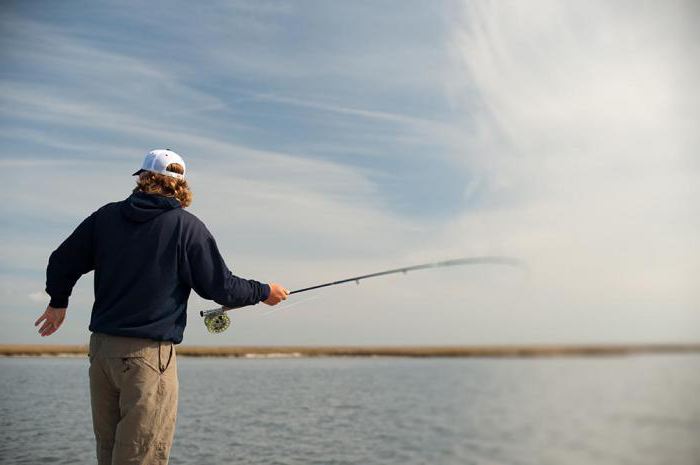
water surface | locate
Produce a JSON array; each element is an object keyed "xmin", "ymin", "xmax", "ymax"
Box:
[{"xmin": 1, "ymin": 355, "xmax": 699, "ymax": 464}]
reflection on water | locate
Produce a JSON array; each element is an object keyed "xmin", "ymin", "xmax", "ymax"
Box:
[{"xmin": 1, "ymin": 355, "xmax": 699, "ymax": 464}]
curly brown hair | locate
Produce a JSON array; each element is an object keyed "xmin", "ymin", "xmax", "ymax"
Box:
[{"xmin": 133, "ymin": 163, "xmax": 193, "ymax": 207}]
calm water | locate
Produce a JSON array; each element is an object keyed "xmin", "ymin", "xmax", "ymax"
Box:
[{"xmin": 1, "ymin": 355, "xmax": 699, "ymax": 465}]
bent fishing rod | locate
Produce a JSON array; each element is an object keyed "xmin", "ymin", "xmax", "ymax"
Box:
[{"xmin": 199, "ymin": 256, "xmax": 523, "ymax": 333}]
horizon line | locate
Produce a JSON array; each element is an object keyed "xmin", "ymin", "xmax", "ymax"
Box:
[{"xmin": 2, "ymin": 343, "xmax": 699, "ymax": 358}]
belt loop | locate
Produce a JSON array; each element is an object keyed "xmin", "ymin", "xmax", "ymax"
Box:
[{"xmin": 158, "ymin": 341, "xmax": 164, "ymax": 372}]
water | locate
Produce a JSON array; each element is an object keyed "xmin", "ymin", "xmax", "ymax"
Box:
[{"xmin": 1, "ymin": 355, "xmax": 699, "ymax": 465}]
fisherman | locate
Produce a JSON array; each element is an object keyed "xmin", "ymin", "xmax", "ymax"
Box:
[{"xmin": 34, "ymin": 149, "xmax": 289, "ymax": 465}]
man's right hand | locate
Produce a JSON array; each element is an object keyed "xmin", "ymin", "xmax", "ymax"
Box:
[
  {"xmin": 35, "ymin": 305, "xmax": 67, "ymax": 337},
  {"xmin": 264, "ymin": 283, "xmax": 289, "ymax": 305}
]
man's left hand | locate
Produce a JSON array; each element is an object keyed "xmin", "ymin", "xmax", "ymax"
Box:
[{"xmin": 35, "ymin": 306, "xmax": 66, "ymax": 337}]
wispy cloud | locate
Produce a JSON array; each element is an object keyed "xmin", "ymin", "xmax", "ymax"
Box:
[
  {"xmin": 1, "ymin": 1, "xmax": 697, "ymax": 345},
  {"xmin": 441, "ymin": 0, "xmax": 700, "ymax": 342}
]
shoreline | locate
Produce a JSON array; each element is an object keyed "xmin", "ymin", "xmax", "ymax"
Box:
[{"xmin": 1, "ymin": 343, "xmax": 699, "ymax": 358}]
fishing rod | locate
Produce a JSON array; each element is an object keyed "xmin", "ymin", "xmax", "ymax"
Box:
[{"xmin": 200, "ymin": 256, "xmax": 523, "ymax": 333}]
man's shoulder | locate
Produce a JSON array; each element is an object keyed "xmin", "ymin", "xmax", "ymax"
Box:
[
  {"xmin": 174, "ymin": 208, "xmax": 203, "ymax": 224},
  {"xmin": 92, "ymin": 199, "xmax": 210, "ymax": 234},
  {"xmin": 171, "ymin": 208, "xmax": 210, "ymax": 233},
  {"xmin": 98, "ymin": 200, "xmax": 123, "ymax": 211},
  {"xmin": 90, "ymin": 200, "xmax": 122, "ymax": 217}
]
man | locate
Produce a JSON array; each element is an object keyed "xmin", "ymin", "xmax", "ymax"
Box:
[{"xmin": 34, "ymin": 149, "xmax": 288, "ymax": 465}]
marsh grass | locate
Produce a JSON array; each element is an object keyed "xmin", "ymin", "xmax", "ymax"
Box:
[{"xmin": 1, "ymin": 343, "xmax": 698, "ymax": 358}]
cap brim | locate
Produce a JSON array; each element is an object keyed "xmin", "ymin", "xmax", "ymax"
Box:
[{"xmin": 132, "ymin": 169, "xmax": 145, "ymax": 176}]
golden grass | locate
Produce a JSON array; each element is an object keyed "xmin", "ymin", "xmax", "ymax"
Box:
[{"xmin": 1, "ymin": 343, "xmax": 699, "ymax": 358}]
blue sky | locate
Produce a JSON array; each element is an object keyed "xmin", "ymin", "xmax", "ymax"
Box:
[{"xmin": 1, "ymin": 1, "xmax": 698, "ymax": 345}]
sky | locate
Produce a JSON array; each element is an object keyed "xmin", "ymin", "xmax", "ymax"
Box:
[{"xmin": 1, "ymin": 0, "xmax": 698, "ymax": 346}]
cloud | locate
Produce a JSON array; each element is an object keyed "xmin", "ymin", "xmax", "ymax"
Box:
[
  {"xmin": 440, "ymin": 0, "xmax": 700, "ymax": 342},
  {"xmin": 28, "ymin": 291, "xmax": 49, "ymax": 303},
  {"xmin": 1, "ymin": 1, "xmax": 697, "ymax": 345}
]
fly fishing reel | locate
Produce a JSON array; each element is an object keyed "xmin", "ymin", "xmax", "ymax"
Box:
[{"xmin": 201, "ymin": 307, "xmax": 232, "ymax": 334}]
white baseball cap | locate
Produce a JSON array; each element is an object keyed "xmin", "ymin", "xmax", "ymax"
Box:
[{"xmin": 132, "ymin": 149, "xmax": 186, "ymax": 180}]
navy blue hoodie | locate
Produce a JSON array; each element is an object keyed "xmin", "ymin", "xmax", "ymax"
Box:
[{"xmin": 45, "ymin": 192, "xmax": 270, "ymax": 343}]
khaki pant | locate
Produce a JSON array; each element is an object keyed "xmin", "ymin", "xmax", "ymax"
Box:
[{"xmin": 89, "ymin": 333, "xmax": 178, "ymax": 465}]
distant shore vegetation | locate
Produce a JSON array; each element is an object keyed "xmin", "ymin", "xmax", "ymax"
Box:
[{"xmin": 1, "ymin": 344, "xmax": 699, "ymax": 358}]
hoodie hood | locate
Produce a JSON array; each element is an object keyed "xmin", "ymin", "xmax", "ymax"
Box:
[{"xmin": 120, "ymin": 191, "xmax": 181, "ymax": 223}]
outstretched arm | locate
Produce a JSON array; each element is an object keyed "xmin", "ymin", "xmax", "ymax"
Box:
[
  {"xmin": 180, "ymin": 223, "xmax": 282, "ymax": 307},
  {"xmin": 38, "ymin": 211, "xmax": 96, "ymax": 337},
  {"xmin": 45, "ymin": 212, "xmax": 97, "ymax": 308}
]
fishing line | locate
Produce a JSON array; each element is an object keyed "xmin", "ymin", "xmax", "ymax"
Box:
[
  {"xmin": 200, "ymin": 255, "xmax": 523, "ymax": 334},
  {"xmin": 261, "ymin": 295, "xmax": 321, "ymax": 316}
]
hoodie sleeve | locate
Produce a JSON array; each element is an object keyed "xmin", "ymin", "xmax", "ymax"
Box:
[
  {"xmin": 45, "ymin": 212, "xmax": 97, "ymax": 308},
  {"xmin": 180, "ymin": 222, "xmax": 270, "ymax": 307}
]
